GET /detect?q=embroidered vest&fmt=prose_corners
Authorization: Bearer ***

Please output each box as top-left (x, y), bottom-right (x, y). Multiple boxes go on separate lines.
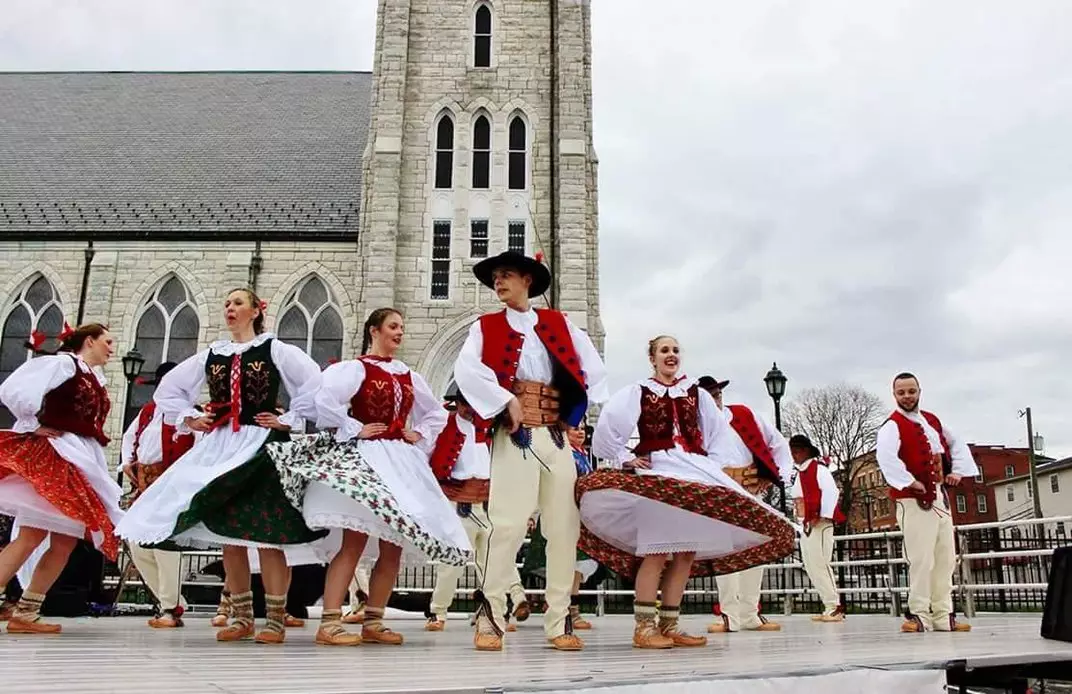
top-left (38, 356), bottom-right (111, 446)
top-left (727, 404), bottom-right (779, 483)
top-left (204, 339), bottom-right (281, 428)
top-left (349, 358), bottom-right (414, 440)
top-left (430, 411), bottom-right (467, 481)
top-left (799, 460), bottom-right (846, 524)
top-left (633, 383), bottom-right (706, 456)
top-left (478, 309), bottom-right (588, 427)
top-left (887, 410), bottom-right (951, 504)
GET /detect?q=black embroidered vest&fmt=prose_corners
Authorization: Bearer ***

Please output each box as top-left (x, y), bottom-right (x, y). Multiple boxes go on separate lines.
top-left (204, 339), bottom-right (282, 426)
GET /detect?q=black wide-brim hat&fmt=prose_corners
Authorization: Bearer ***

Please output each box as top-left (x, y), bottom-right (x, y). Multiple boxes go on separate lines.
top-left (697, 376), bottom-right (730, 391)
top-left (788, 434), bottom-right (821, 459)
top-left (473, 251), bottom-right (551, 298)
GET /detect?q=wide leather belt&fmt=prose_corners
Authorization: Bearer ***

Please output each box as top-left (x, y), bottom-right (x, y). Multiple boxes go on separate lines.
top-left (725, 464), bottom-right (772, 496)
top-left (512, 380), bottom-right (560, 428)
top-left (440, 478), bottom-right (490, 503)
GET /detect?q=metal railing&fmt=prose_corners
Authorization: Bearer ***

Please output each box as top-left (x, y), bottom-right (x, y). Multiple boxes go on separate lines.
top-left (105, 515), bottom-right (1072, 617)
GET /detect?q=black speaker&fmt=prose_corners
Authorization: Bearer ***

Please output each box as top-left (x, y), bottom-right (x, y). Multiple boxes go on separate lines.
top-left (1041, 545), bottom-right (1072, 641)
top-left (41, 541), bottom-right (105, 617)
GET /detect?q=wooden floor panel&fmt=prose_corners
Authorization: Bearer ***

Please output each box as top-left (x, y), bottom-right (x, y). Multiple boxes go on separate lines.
top-left (1, 613), bottom-right (1069, 693)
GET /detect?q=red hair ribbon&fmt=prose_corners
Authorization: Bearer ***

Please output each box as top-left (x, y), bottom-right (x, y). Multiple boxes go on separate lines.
top-left (258, 300), bottom-right (268, 311)
top-left (535, 251), bottom-right (545, 263)
top-left (58, 322), bottom-right (74, 342)
top-left (28, 330), bottom-right (46, 350)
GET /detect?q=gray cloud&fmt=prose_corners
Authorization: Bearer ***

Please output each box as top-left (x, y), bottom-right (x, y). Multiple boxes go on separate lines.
top-left (2, 0), bottom-right (1070, 455)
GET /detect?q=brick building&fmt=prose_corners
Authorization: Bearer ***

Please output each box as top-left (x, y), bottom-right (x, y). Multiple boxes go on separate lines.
top-left (0, 1), bottom-right (604, 441)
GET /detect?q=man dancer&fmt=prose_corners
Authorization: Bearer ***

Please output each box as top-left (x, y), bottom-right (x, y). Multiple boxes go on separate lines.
top-left (120, 362), bottom-right (196, 628)
top-left (698, 375), bottom-right (792, 634)
top-left (454, 250), bottom-right (607, 652)
top-left (876, 372), bottom-right (976, 633)
top-left (788, 434), bottom-right (845, 622)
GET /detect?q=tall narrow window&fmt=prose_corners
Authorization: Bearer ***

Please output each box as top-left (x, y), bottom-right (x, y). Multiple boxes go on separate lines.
top-left (0, 275), bottom-right (64, 428)
top-left (470, 220), bottom-right (489, 258)
top-left (1052, 474), bottom-right (1060, 494)
top-left (472, 115), bottom-right (491, 189)
top-left (435, 115), bottom-right (454, 189)
top-left (474, 4), bottom-right (492, 68)
top-left (277, 275), bottom-right (343, 367)
top-left (508, 116), bottom-right (527, 190)
top-left (128, 276), bottom-right (200, 426)
top-left (956, 495), bottom-right (966, 514)
top-left (508, 221), bottom-right (526, 254)
top-left (431, 221), bottom-right (452, 299)
top-left (977, 494), bottom-right (988, 514)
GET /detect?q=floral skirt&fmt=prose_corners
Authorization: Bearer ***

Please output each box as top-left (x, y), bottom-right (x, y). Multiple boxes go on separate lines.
top-left (575, 469), bottom-right (795, 580)
top-left (268, 432), bottom-right (471, 568)
top-left (0, 432), bottom-right (119, 560)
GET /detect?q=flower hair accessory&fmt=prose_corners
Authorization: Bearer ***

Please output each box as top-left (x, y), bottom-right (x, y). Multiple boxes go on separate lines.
top-left (58, 322), bottom-right (74, 342)
top-left (258, 300), bottom-right (268, 311)
top-left (535, 251), bottom-right (545, 263)
top-left (27, 330), bottom-right (47, 350)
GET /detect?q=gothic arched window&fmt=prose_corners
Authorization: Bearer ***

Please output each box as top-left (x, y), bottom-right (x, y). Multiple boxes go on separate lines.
top-left (508, 115), bottom-right (528, 190)
top-left (472, 114), bottom-right (491, 189)
top-left (434, 114), bottom-right (455, 189)
top-left (0, 275), bottom-right (64, 427)
top-left (277, 275), bottom-right (343, 368)
top-left (474, 4), bottom-right (493, 68)
top-left (127, 276), bottom-right (200, 426)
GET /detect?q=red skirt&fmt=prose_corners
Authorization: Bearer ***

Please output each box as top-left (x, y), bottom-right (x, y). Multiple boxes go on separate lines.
top-left (575, 469), bottom-right (794, 580)
top-left (0, 432), bottom-right (119, 561)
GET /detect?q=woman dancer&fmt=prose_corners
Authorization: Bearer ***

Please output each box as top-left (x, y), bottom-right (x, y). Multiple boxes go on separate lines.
top-left (0, 323), bottom-right (123, 633)
top-left (117, 288), bottom-right (326, 645)
top-left (577, 335), bottom-right (795, 648)
top-left (269, 308), bottom-right (471, 646)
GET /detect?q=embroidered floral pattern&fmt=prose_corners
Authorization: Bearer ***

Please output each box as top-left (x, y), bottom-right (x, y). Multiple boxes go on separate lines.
top-left (267, 432), bottom-right (470, 567)
top-left (575, 469), bottom-right (795, 580)
top-left (0, 432), bottom-right (119, 560)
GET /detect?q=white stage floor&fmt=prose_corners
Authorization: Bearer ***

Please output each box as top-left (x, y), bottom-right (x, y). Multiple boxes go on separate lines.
top-left (1, 613), bottom-right (1070, 693)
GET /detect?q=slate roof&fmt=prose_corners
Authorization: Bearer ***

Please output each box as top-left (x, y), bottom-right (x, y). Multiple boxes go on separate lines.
top-left (0, 72), bottom-right (371, 241)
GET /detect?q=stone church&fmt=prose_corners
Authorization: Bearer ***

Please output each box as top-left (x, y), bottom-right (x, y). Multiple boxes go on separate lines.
top-left (0, 0), bottom-right (603, 439)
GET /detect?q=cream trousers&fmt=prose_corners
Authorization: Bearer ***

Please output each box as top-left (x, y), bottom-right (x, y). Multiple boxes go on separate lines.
top-left (800, 519), bottom-right (839, 614)
top-left (128, 544), bottom-right (185, 611)
top-left (896, 499), bottom-right (956, 630)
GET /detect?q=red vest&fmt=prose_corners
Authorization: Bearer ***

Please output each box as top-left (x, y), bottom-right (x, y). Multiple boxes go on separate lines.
top-left (430, 412), bottom-right (466, 481)
top-left (633, 383), bottom-right (706, 456)
top-left (349, 358), bottom-right (414, 440)
top-left (727, 404), bottom-right (778, 481)
top-left (799, 460), bottom-right (846, 524)
top-left (478, 309), bottom-right (588, 426)
top-left (161, 421), bottom-right (196, 467)
top-left (38, 356), bottom-right (111, 446)
top-left (130, 402), bottom-right (156, 465)
top-left (887, 410), bottom-right (950, 503)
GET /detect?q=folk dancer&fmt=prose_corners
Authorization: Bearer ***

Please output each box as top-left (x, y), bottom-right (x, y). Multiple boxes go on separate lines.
top-left (698, 375), bottom-right (794, 634)
top-left (120, 361), bottom-right (197, 628)
top-left (579, 337), bottom-right (795, 648)
top-left (117, 288), bottom-right (329, 645)
top-left (454, 250), bottom-right (608, 651)
top-left (268, 308), bottom-right (472, 646)
top-left (788, 434), bottom-right (845, 622)
top-left (567, 423), bottom-right (599, 630)
top-left (876, 372), bottom-right (977, 633)
top-left (0, 323), bottom-right (123, 634)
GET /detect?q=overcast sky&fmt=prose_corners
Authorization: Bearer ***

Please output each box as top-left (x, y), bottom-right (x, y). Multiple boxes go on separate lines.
top-left (3, 0), bottom-right (1071, 457)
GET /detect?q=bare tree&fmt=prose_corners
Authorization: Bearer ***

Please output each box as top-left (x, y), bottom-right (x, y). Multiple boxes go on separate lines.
top-left (782, 383), bottom-right (886, 526)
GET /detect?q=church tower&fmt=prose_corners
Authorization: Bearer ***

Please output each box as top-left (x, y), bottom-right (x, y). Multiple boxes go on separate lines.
top-left (359, 0), bottom-right (604, 395)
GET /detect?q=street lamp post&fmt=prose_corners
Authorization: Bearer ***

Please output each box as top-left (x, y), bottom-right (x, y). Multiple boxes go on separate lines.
top-left (763, 362), bottom-right (787, 431)
top-left (119, 349), bottom-right (146, 486)
top-left (1018, 407), bottom-right (1042, 519)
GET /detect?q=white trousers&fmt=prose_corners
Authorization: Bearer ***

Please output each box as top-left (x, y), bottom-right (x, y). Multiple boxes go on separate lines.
top-left (715, 565), bottom-right (766, 630)
top-left (128, 544), bottom-right (185, 611)
top-left (429, 501), bottom-right (526, 618)
top-left (896, 499), bottom-right (956, 630)
top-left (480, 427), bottom-right (579, 639)
top-left (800, 519), bottom-right (839, 614)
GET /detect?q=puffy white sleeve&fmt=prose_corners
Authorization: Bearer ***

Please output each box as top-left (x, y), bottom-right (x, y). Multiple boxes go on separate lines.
top-left (154, 350), bottom-right (210, 431)
top-left (592, 384), bottom-right (641, 469)
top-left (0, 355), bottom-right (78, 434)
top-left (315, 361), bottom-right (365, 443)
top-left (566, 317), bottom-right (609, 405)
top-left (120, 416), bottom-right (139, 467)
top-left (453, 321), bottom-right (514, 420)
top-left (698, 388), bottom-right (738, 468)
top-left (875, 420), bottom-right (916, 490)
top-left (409, 370), bottom-right (448, 455)
top-left (755, 412), bottom-right (794, 487)
top-left (789, 470), bottom-right (803, 499)
top-left (942, 424), bottom-right (979, 477)
top-left (271, 339), bottom-right (323, 429)
top-left (817, 464), bottom-right (842, 519)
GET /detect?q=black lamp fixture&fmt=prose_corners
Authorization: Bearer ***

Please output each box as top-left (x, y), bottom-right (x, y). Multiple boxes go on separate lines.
top-left (763, 362), bottom-right (788, 431)
top-left (122, 348), bottom-right (145, 384)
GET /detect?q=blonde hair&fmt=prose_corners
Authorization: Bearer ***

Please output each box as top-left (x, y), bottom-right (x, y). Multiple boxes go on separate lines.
top-left (647, 335), bottom-right (676, 359)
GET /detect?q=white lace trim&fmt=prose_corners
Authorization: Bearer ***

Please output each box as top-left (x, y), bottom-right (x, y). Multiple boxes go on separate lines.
top-left (304, 512), bottom-right (461, 567)
top-left (208, 332), bottom-right (275, 356)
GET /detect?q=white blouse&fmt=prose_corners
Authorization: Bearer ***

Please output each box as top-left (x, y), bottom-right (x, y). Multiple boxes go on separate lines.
top-left (120, 406), bottom-right (165, 467)
top-left (721, 404), bottom-right (795, 487)
top-left (452, 307), bottom-right (609, 421)
top-left (789, 458), bottom-right (842, 519)
top-left (592, 376), bottom-right (737, 468)
top-left (314, 358), bottom-right (446, 455)
top-left (875, 409), bottom-right (978, 490)
top-left (0, 354), bottom-right (107, 434)
top-left (451, 414), bottom-right (491, 480)
top-left (153, 333), bottom-right (322, 434)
